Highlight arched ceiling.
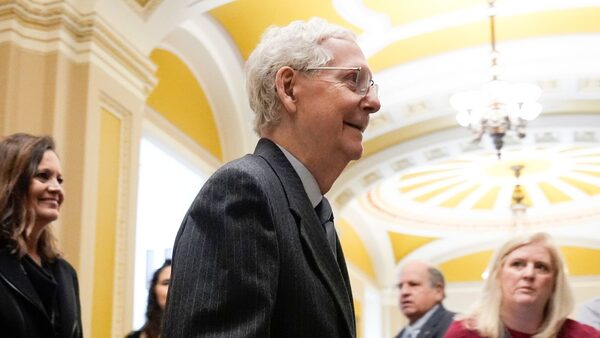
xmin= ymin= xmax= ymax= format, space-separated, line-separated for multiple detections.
xmin=138 ymin=0 xmax=600 ymax=288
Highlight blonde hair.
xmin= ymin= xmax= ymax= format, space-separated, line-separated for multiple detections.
xmin=459 ymin=232 xmax=573 ymax=338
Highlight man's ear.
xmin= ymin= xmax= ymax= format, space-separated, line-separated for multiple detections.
xmin=275 ymin=66 xmax=298 ymax=114
xmin=435 ymin=285 xmax=445 ymax=301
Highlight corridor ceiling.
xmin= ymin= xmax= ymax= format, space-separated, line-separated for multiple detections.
xmin=142 ymin=0 xmax=600 ymax=289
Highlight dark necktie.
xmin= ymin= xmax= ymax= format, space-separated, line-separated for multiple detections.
xmin=315 ymin=197 xmax=337 ymax=257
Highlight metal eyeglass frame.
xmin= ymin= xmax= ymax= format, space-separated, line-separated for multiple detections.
xmin=305 ymin=66 xmax=378 ymax=97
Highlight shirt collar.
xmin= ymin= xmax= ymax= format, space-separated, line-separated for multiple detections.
xmin=407 ymin=304 xmax=440 ymax=333
xmin=275 ymin=143 xmax=322 ymax=208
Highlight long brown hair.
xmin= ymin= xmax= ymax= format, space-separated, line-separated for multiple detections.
xmin=0 ymin=133 xmax=60 ymax=260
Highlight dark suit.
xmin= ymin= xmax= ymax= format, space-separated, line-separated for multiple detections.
xmin=0 ymin=249 xmax=82 ymax=338
xmin=395 ymin=305 xmax=455 ymax=338
xmin=163 ymin=138 xmax=355 ymax=337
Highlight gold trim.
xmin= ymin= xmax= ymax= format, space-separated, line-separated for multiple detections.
xmin=124 ymin=0 xmax=164 ymax=21
xmin=98 ymin=91 xmax=134 ymax=338
xmin=0 ymin=0 xmax=156 ymax=94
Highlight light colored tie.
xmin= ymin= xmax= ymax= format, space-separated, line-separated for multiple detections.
xmin=315 ymin=197 xmax=337 ymax=256
xmin=403 ymin=327 xmax=418 ymax=338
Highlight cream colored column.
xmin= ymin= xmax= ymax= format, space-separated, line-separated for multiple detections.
xmin=384 ymin=286 xmax=406 ymax=338
xmin=0 ymin=1 xmax=155 ymax=337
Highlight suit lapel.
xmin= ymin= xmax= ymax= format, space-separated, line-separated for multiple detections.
xmin=0 ymin=250 xmax=48 ymax=317
xmin=255 ymin=139 xmax=355 ymax=335
xmin=417 ymin=305 xmax=445 ymax=338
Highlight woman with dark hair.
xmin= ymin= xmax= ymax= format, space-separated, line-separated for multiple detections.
xmin=0 ymin=133 xmax=82 ymax=338
xmin=127 ymin=259 xmax=172 ymax=338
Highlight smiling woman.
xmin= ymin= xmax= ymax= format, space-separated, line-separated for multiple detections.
xmin=0 ymin=133 xmax=82 ymax=338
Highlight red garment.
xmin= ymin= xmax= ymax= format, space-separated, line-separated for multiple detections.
xmin=443 ymin=319 xmax=600 ymax=338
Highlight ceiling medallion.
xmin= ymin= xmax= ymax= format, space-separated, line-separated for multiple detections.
xmin=124 ymin=0 xmax=164 ymax=19
xmin=450 ymin=0 xmax=543 ymax=159
xmin=510 ymin=164 xmax=528 ymax=231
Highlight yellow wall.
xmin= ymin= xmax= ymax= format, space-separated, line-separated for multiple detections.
xmin=440 ymin=246 xmax=600 ymax=282
xmin=389 ymin=232 xmax=437 ymax=263
xmin=91 ymin=109 xmax=121 ymax=337
xmin=209 ymin=0 xmax=360 ymax=60
xmin=339 ymin=219 xmax=376 ymax=280
xmin=147 ymin=49 xmax=222 ymax=159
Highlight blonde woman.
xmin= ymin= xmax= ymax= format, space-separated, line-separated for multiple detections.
xmin=444 ymin=232 xmax=599 ymax=338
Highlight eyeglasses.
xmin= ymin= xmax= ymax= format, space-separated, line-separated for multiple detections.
xmin=305 ymin=66 xmax=378 ymax=97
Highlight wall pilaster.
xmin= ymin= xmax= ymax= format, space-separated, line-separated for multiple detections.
xmin=0 ymin=0 xmax=155 ymax=336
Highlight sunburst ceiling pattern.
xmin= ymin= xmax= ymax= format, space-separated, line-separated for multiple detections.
xmin=365 ymin=144 xmax=600 ymax=231
xmin=334 ymin=121 xmax=600 ymax=233
xmin=154 ymin=0 xmax=600 ymax=285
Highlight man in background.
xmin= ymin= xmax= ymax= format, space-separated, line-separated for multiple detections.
xmin=395 ymin=261 xmax=455 ymax=338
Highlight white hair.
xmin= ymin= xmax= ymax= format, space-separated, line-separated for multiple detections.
xmin=245 ymin=17 xmax=356 ymax=135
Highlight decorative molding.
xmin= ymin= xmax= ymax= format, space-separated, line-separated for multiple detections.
xmin=334 ymin=189 xmax=355 ymax=209
xmin=99 ymin=91 xmax=133 ymax=338
xmin=362 ymin=171 xmax=382 ymax=187
xmin=123 ymin=0 xmax=164 ymax=20
xmin=579 ymin=78 xmax=600 ymax=91
xmin=0 ymin=0 xmax=156 ymax=98
xmin=367 ymin=113 xmax=389 ymax=132
xmin=424 ymin=147 xmax=448 ymax=161
xmin=574 ymin=131 xmax=597 ymax=143
xmin=534 ymin=131 xmax=559 ymax=143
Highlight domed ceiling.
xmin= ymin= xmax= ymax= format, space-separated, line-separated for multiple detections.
xmin=147 ymin=0 xmax=600 ymax=288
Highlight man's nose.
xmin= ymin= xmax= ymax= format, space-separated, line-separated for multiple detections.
xmin=361 ymin=87 xmax=381 ymax=114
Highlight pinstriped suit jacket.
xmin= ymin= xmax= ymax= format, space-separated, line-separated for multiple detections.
xmin=163 ymin=138 xmax=355 ymax=337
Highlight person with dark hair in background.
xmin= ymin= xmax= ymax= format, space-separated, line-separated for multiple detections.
xmin=127 ymin=259 xmax=172 ymax=338
xmin=0 ymin=133 xmax=82 ymax=338
xmin=395 ymin=261 xmax=455 ymax=338
xmin=163 ymin=17 xmax=380 ymax=337
xmin=444 ymin=232 xmax=600 ymax=338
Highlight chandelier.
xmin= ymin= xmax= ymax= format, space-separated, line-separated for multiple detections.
xmin=450 ymin=0 xmax=542 ymax=159
xmin=510 ymin=164 xmax=529 ymax=232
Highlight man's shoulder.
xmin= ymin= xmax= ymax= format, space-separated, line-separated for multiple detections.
xmin=214 ymin=153 xmax=272 ymax=178
xmin=210 ymin=140 xmax=291 ymax=183
xmin=421 ymin=305 xmax=456 ymax=336
xmin=432 ymin=304 xmax=456 ymax=320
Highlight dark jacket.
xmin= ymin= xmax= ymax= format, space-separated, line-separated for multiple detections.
xmin=0 ymin=248 xmax=82 ymax=338
xmin=396 ymin=304 xmax=455 ymax=338
xmin=163 ymin=138 xmax=355 ymax=337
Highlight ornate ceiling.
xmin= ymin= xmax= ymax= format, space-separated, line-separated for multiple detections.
xmin=142 ymin=0 xmax=600 ymax=288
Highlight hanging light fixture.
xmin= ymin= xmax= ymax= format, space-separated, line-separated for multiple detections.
xmin=450 ymin=0 xmax=542 ymax=159
xmin=510 ymin=164 xmax=529 ymax=231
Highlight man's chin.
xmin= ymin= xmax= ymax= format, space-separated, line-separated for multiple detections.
xmin=346 ymin=144 xmax=364 ymax=161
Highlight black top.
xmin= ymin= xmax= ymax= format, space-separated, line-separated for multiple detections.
xmin=22 ymin=255 xmax=60 ymax=330
xmin=125 ymin=330 xmax=142 ymax=338
xmin=0 ymin=249 xmax=82 ymax=338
